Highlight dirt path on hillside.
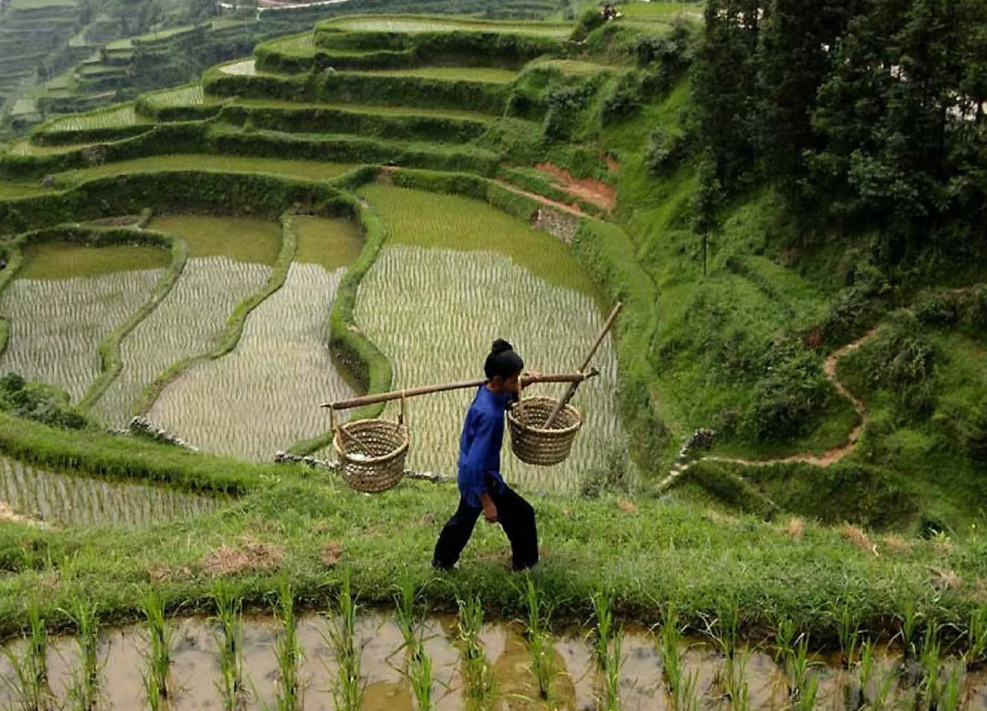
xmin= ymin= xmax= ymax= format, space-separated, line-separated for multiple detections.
xmin=658 ymin=326 xmax=883 ymax=492
xmin=494 ymin=181 xmax=588 ymax=218
xmin=534 ymin=163 xmax=618 ymax=212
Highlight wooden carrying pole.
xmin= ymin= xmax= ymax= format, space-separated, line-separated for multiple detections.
xmin=542 ymin=301 xmax=623 ymax=429
xmin=322 ymin=369 xmax=600 ymax=411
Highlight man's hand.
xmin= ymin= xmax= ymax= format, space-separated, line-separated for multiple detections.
xmin=481 ymin=494 xmax=499 ymax=523
xmin=522 ymin=370 xmax=542 ymax=387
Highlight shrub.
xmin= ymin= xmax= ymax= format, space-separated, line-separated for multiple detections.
xmin=543 ymin=84 xmax=595 ymax=141
xmin=0 ymin=373 xmax=89 ymax=430
xmin=743 ymin=347 xmax=830 ymax=442
xmin=860 ymin=317 xmax=938 ymax=417
xmin=645 ymin=128 xmax=688 ymax=175
xmin=913 ymin=290 xmax=960 ymax=327
xmin=599 ymin=75 xmax=641 ymax=125
xmin=966 ymin=402 xmax=987 ymax=473
xmin=571 ymin=8 xmax=606 ymax=42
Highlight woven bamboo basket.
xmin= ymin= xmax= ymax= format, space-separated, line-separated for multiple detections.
xmin=507 ymin=394 xmax=583 ymax=466
xmin=331 ymin=399 xmax=409 ymax=493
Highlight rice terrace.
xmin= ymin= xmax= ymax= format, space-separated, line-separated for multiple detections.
xmin=0 ymin=0 xmax=985 ymax=709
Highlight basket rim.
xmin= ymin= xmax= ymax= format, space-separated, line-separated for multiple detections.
xmin=507 ymin=396 xmax=582 ymax=436
xmin=332 ymin=420 xmax=409 ymax=466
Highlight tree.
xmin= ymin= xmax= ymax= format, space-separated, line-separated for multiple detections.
xmin=693 ymin=149 xmax=724 ymax=277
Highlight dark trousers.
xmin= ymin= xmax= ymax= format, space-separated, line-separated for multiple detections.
xmin=432 ymin=482 xmax=538 ymax=571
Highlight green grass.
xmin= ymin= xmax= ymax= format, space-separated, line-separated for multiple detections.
xmin=232 ymin=98 xmax=496 ymax=122
xmin=619 ymin=1 xmax=704 ymax=21
xmin=147 ymin=215 xmax=281 ymax=265
xmin=322 ymin=15 xmax=573 ymax=37
xmin=359 ymin=67 xmax=519 ymax=83
xmin=56 ymin=156 xmax=357 ymax=185
xmin=18 ymin=242 xmax=169 ymax=280
xmin=0 ymin=182 xmax=54 ymax=199
xmin=292 ymin=216 xmax=363 ymax=271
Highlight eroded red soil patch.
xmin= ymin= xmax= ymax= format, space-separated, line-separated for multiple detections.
xmin=534 ymin=162 xmax=618 ymax=212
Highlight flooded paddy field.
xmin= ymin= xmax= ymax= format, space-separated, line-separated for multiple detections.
xmin=0 ymin=457 xmax=229 ymax=526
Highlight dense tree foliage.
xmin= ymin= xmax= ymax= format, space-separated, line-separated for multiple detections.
xmin=691 ymin=0 xmax=987 ymax=274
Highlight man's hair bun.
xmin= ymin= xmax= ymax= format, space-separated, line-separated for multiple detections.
xmin=491 ymin=339 xmax=514 ymax=355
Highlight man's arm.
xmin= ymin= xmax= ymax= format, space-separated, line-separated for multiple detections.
xmin=464 ymin=413 xmax=499 ymax=522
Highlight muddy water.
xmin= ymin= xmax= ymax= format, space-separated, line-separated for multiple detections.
xmin=0 ymin=457 xmax=229 ymax=527
xmin=0 ymin=612 xmax=984 ymax=711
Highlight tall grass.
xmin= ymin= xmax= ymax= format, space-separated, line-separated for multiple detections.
xmin=212 ymin=583 xmax=245 ymax=711
xmin=66 ymin=599 xmax=102 ymax=711
xmin=456 ymin=596 xmax=496 ymax=708
xmin=274 ymin=581 xmax=303 ymax=711
xmin=524 ymin=577 xmax=556 ymax=703
xmin=2 ymin=603 xmax=51 ymax=711
xmin=140 ymin=588 xmax=174 ymax=709
xmin=324 ymin=569 xmax=363 ymax=711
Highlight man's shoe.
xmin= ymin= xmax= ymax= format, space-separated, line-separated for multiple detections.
xmin=431 ymin=559 xmax=459 ymax=571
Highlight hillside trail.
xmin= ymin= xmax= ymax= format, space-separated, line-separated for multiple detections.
xmin=534 ymin=162 xmax=618 ymax=212
xmin=657 ymin=326 xmax=883 ymax=491
xmin=494 ymin=181 xmax=588 ymax=218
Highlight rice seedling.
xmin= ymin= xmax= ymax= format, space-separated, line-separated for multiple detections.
xmin=93 ymin=256 xmax=273 ymax=427
xmin=703 ymin=598 xmax=740 ymax=660
xmin=273 ymin=581 xmax=303 ymax=711
xmin=600 ymin=628 xmax=623 ymax=711
xmin=774 ymin=616 xmax=797 ymax=663
xmin=793 ymin=674 xmax=819 ymax=711
xmin=917 ymin=625 xmax=943 ymax=710
xmin=965 ymin=605 xmax=987 ymax=669
xmin=66 ymin=599 xmax=102 ymax=711
xmin=0 ymin=268 xmax=164 ymax=402
xmin=140 ymin=588 xmax=175 ymax=704
xmin=722 ymin=651 xmax=749 ymax=711
xmin=42 ymin=104 xmax=144 ymax=132
xmin=212 ymin=582 xmax=245 ymax=711
xmin=1 ymin=604 xmax=51 ymax=711
xmin=590 ymin=589 xmax=615 ymax=668
xmin=394 ymin=578 xmax=418 ymax=657
xmin=353 ymin=187 xmax=626 ymax=493
xmin=524 ymin=577 xmax=556 ymax=703
xmin=149 ymin=262 xmax=356 ymax=460
xmin=785 ymin=635 xmax=816 ymax=702
xmin=323 ymin=569 xmax=363 ymax=711
xmin=0 ymin=457 xmax=227 ymax=526
xmin=219 ymin=59 xmax=258 ymax=76
xmin=143 ymin=84 xmax=207 ymax=109
xmin=407 ymin=634 xmax=434 ymax=711
xmin=456 ymin=596 xmax=496 ymax=708
xmin=837 ymin=600 xmax=861 ymax=668
xmin=656 ymin=603 xmax=702 ymax=711
xmin=898 ymin=598 xmax=922 ymax=659
xmin=937 ymin=664 xmax=963 ymax=711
